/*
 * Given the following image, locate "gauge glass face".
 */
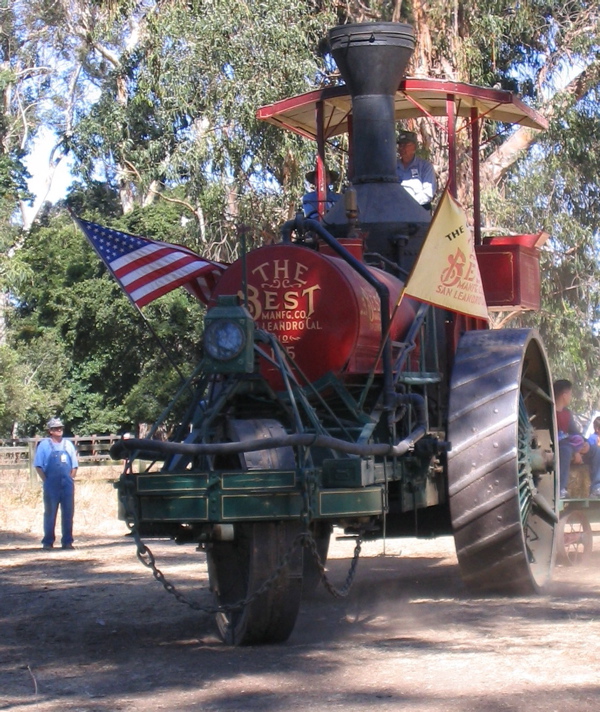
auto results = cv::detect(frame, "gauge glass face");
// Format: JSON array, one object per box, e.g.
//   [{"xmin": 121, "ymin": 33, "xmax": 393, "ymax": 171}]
[{"xmin": 204, "ymin": 320, "xmax": 245, "ymax": 361}]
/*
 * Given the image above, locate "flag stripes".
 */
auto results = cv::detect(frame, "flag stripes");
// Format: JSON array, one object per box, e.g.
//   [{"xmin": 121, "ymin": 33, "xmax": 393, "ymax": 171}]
[{"xmin": 74, "ymin": 217, "xmax": 227, "ymax": 308}]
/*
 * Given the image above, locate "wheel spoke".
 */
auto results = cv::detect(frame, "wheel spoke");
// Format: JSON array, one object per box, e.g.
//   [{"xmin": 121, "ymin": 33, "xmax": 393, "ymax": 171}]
[
  {"xmin": 557, "ymin": 510, "xmax": 593, "ymax": 566},
  {"xmin": 518, "ymin": 397, "xmax": 535, "ymax": 528},
  {"xmin": 531, "ymin": 491, "xmax": 559, "ymax": 526},
  {"xmin": 521, "ymin": 376, "xmax": 554, "ymax": 404}
]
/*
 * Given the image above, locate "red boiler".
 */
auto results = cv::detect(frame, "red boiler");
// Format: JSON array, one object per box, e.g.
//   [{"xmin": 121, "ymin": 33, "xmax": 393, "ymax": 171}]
[{"xmin": 211, "ymin": 244, "xmax": 417, "ymax": 391}]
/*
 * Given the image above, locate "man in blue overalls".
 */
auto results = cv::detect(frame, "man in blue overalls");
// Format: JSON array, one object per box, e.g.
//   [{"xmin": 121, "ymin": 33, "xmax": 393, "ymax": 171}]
[{"xmin": 34, "ymin": 417, "xmax": 78, "ymax": 550}]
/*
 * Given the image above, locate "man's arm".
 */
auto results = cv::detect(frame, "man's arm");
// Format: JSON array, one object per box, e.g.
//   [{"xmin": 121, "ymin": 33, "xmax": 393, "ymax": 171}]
[
  {"xmin": 401, "ymin": 159, "xmax": 436, "ymax": 205},
  {"xmin": 33, "ymin": 439, "xmax": 48, "ymax": 482},
  {"xmin": 67, "ymin": 439, "xmax": 79, "ymax": 477},
  {"xmin": 420, "ymin": 159, "xmax": 436, "ymax": 202}
]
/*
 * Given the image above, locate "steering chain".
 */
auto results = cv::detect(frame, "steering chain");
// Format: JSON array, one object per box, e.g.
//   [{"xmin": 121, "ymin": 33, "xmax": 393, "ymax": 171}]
[{"xmin": 120, "ymin": 472, "xmax": 363, "ymax": 615}]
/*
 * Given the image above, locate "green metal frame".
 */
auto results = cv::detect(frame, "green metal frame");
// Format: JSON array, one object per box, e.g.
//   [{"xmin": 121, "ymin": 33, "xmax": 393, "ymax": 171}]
[
  {"xmin": 118, "ymin": 287, "xmax": 446, "ymax": 533},
  {"xmin": 134, "ymin": 466, "xmax": 384, "ymax": 523}
]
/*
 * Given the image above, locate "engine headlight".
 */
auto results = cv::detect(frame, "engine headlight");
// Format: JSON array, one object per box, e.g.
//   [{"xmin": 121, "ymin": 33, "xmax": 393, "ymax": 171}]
[
  {"xmin": 204, "ymin": 319, "xmax": 246, "ymax": 361},
  {"xmin": 203, "ymin": 295, "xmax": 255, "ymax": 374}
]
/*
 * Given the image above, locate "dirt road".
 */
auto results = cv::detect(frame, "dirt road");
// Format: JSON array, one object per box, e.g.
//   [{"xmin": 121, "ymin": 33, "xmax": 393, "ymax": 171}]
[{"xmin": 2, "ymin": 479, "xmax": 600, "ymax": 711}]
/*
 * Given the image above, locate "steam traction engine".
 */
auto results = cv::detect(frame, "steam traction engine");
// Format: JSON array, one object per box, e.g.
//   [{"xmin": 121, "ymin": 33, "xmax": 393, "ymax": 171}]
[{"xmin": 114, "ymin": 22, "xmax": 558, "ymax": 645}]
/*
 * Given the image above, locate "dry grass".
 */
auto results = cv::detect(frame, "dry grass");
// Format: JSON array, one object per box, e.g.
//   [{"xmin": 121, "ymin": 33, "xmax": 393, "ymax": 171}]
[{"xmin": 0, "ymin": 465, "xmax": 128, "ymax": 538}]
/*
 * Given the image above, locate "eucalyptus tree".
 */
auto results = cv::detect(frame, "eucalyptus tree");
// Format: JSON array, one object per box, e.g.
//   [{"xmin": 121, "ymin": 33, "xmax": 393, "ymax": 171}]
[
  {"xmin": 341, "ymin": 1, "xmax": 600, "ymax": 402},
  {"xmin": 337, "ymin": 0, "xmax": 600, "ymax": 189},
  {"xmin": 5, "ymin": 0, "xmax": 600, "ymax": 432},
  {"xmin": 29, "ymin": 0, "xmax": 337, "ymax": 257},
  {"xmin": 482, "ymin": 116, "xmax": 600, "ymax": 410}
]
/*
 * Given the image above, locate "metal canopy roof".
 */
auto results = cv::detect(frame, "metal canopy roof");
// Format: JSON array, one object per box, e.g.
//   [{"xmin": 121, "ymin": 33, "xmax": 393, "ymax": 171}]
[{"xmin": 256, "ymin": 78, "xmax": 548, "ymax": 140}]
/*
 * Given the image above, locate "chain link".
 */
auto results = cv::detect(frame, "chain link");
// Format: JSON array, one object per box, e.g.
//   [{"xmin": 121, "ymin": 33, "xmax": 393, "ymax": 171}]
[
  {"xmin": 119, "ymin": 473, "xmax": 364, "ymax": 615},
  {"xmin": 133, "ymin": 525, "xmax": 306, "ymax": 614},
  {"xmin": 302, "ymin": 531, "xmax": 362, "ymax": 598}
]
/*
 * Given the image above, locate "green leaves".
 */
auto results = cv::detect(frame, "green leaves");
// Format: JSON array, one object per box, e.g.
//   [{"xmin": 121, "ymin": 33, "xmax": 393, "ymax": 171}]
[
  {"xmin": 483, "ymin": 127, "xmax": 600, "ymax": 412},
  {"xmin": 3, "ymin": 0, "xmax": 600, "ymax": 434},
  {"xmin": 5, "ymin": 199, "xmax": 209, "ymax": 435},
  {"xmin": 65, "ymin": 0, "xmax": 334, "ymax": 218}
]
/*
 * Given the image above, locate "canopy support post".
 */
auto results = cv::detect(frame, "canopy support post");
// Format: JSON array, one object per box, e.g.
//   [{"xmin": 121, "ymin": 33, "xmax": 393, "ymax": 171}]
[
  {"xmin": 446, "ymin": 94, "xmax": 457, "ymax": 198},
  {"xmin": 471, "ymin": 107, "xmax": 482, "ymax": 245},
  {"xmin": 316, "ymin": 100, "xmax": 326, "ymax": 218}
]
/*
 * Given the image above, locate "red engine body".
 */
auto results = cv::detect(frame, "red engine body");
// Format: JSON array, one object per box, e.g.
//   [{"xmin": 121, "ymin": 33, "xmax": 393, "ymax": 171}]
[{"xmin": 211, "ymin": 243, "xmax": 418, "ymax": 391}]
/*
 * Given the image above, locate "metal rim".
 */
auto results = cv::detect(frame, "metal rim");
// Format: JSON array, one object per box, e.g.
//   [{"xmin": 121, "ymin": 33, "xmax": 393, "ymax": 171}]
[
  {"xmin": 557, "ymin": 510, "xmax": 593, "ymax": 566},
  {"xmin": 447, "ymin": 329, "xmax": 558, "ymax": 594}
]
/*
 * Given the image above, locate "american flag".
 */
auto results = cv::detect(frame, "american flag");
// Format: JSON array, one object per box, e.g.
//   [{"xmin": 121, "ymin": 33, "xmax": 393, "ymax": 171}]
[{"xmin": 74, "ymin": 217, "xmax": 227, "ymax": 308}]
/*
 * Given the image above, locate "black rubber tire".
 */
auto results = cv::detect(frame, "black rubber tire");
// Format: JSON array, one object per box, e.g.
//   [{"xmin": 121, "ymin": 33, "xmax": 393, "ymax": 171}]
[
  {"xmin": 302, "ymin": 521, "xmax": 332, "ymax": 596},
  {"xmin": 447, "ymin": 329, "xmax": 558, "ymax": 594},
  {"xmin": 206, "ymin": 418, "xmax": 302, "ymax": 645},
  {"xmin": 556, "ymin": 510, "xmax": 593, "ymax": 566},
  {"xmin": 207, "ymin": 521, "xmax": 303, "ymax": 645}
]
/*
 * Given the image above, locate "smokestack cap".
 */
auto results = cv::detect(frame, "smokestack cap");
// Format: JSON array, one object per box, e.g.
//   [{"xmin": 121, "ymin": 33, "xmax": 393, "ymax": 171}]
[{"xmin": 329, "ymin": 22, "xmax": 415, "ymax": 96}]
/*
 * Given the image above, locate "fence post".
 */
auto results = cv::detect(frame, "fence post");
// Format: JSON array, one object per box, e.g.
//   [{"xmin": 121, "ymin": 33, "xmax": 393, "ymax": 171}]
[{"xmin": 28, "ymin": 440, "xmax": 39, "ymax": 486}]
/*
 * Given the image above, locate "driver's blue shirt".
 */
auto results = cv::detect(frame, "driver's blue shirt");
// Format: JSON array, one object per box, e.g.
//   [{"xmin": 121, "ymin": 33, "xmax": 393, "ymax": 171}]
[{"xmin": 396, "ymin": 156, "xmax": 437, "ymax": 206}]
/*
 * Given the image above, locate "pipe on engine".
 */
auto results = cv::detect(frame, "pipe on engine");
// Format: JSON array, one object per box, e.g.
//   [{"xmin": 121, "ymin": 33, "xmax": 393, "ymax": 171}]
[{"xmin": 111, "ymin": 427, "xmax": 429, "ymax": 462}]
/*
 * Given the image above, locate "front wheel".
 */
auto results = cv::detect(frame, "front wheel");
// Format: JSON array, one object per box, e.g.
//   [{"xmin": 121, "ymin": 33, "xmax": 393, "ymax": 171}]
[
  {"xmin": 447, "ymin": 329, "xmax": 558, "ymax": 594},
  {"xmin": 206, "ymin": 418, "xmax": 304, "ymax": 645},
  {"xmin": 207, "ymin": 521, "xmax": 303, "ymax": 645}
]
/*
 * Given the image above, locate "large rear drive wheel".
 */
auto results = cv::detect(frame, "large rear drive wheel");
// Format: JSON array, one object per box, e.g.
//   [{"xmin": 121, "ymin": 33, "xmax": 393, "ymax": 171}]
[{"xmin": 447, "ymin": 329, "xmax": 557, "ymax": 593}]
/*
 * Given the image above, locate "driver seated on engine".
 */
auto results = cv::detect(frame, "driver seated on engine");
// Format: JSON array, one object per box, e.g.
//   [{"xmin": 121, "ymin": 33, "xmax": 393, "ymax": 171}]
[
  {"xmin": 302, "ymin": 168, "xmax": 341, "ymax": 220},
  {"xmin": 396, "ymin": 130, "xmax": 437, "ymax": 211}
]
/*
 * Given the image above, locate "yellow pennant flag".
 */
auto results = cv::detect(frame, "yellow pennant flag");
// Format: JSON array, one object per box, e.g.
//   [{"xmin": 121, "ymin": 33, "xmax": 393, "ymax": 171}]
[{"xmin": 404, "ymin": 188, "xmax": 489, "ymax": 321}]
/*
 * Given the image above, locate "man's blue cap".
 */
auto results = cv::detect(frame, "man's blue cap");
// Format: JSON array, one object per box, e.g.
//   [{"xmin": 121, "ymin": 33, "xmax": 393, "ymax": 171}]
[{"xmin": 397, "ymin": 130, "xmax": 418, "ymax": 145}]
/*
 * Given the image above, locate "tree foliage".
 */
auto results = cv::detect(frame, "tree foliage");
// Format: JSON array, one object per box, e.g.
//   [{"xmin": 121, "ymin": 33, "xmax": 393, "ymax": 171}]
[
  {"xmin": 7, "ymin": 200, "xmax": 206, "ymax": 435},
  {"xmin": 2, "ymin": 0, "xmax": 600, "ymax": 433},
  {"xmin": 484, "ymin": 110, "xmax": 600, "ymax": 411}
]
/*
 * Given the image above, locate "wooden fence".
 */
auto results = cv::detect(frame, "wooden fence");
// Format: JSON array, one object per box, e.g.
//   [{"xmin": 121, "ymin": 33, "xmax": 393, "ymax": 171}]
[{"xmin": 0, "ymin": 435, "xmax": 124, "ymax": 484}]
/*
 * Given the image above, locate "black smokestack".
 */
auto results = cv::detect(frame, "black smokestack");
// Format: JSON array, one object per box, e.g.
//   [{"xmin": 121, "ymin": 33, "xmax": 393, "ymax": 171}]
[
  {"xmin": 329, "ymin": 23, "xmax": 415, "ymax": 183},
  {"xmin": 324, "ymin": 22, "xmax": 431, "ymax": 273}
]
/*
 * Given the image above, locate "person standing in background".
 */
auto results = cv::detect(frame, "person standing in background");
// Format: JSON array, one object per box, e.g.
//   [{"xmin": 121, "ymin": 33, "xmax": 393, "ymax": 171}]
[{"xmin": 34, "ymin": 417, "xmax": 78, "ymax": 550}]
